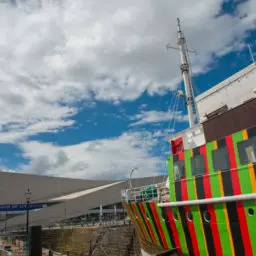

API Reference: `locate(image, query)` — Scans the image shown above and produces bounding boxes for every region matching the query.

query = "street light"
[129,167,138,189]
[25,187,31,256]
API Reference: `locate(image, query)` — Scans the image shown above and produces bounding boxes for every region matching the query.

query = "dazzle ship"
[122,19,256,256]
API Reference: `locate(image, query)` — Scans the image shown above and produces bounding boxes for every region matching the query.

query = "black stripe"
[195,176,205,199]
[146,203,164,248]
[218,137,226,148]
[198,205,216,256]
[247,126,256,138]
[178,207,194,256]
[161,208,176,248]
[226,202,245,255]
[136,204,152,242]
[193,147,200,156]
[175,180,182,201]
[220,171,233,196]
[195,177,216,256]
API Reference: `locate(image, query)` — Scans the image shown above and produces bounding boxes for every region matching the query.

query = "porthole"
[187,212,193,222]
[248,208,254,216]
[203,211,211,223]
[173,212,179,221]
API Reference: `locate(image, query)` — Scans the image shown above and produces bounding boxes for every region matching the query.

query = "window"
[212,147,230,171]
[237,136,256,165]
[191,155,206,176]
[173,160,185,181]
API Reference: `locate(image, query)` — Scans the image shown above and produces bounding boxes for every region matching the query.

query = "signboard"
[0,204,45,212]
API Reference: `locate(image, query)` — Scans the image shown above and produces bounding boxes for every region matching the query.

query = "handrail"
[158,193,256,207]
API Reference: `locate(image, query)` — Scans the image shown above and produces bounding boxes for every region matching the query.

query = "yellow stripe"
[213,140,217,150]
[242,129,248,140]
[218,171,235,256]
[248,163,256,193]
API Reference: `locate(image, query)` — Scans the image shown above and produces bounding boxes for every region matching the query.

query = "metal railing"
[121,181,170,203]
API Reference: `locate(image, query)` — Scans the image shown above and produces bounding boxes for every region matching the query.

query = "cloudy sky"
[0,0,255,180]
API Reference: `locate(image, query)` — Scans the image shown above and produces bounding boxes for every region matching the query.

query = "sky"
[0,0,255,180]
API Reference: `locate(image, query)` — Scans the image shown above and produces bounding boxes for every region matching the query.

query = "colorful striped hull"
[124,200,256,255]
[123,127,256,255]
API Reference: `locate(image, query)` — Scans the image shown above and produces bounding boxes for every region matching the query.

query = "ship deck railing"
[121,181,170,203]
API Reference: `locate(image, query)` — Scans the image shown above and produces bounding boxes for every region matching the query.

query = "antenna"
[167,18,198,128]
[247,43,255,63]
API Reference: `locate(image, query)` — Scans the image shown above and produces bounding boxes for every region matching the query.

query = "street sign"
[0,204,45,212]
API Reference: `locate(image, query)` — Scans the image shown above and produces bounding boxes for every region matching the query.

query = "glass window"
[173,160,185,181]
[237,136,256,165]
[191,155,206,176]
[212,147,230,171]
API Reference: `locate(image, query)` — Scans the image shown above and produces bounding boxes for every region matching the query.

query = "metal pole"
[177,18,195,127]
[5,210,7,233]
[129,167,137,189]
[25,187,31,256]
[26,199,29,238]
[248,44,255,63]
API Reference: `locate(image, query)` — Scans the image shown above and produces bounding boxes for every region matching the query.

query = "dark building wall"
[203,98,256,142]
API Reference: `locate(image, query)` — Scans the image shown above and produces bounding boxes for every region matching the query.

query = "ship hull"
[124,199,256,256]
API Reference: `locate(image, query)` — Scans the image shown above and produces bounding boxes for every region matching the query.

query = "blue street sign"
[0,204,45,212]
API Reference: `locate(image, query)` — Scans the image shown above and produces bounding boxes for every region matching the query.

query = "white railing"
[121,181,170,203]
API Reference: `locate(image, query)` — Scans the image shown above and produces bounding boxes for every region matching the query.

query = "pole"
[129,167,137,189]
[26,198,29,256]
[26,199,29,237]
[25,187,31,256]
[177,18,195,127]
[5,210,7,233]
[248,44,255,63]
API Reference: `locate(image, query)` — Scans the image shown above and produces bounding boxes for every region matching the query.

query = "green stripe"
[143,203,161,246]
[191,205,208,254]
[155,203,172,249]
[206,141,233,255]
[232,131,253,194]
[243,200,256,255]
[232,131,256,254]
[126,204,145,239]
[167,156,176,202]
[133,203,152,242]
[185,150,208,254]
[184,150,196,198]
[172,206,189,253]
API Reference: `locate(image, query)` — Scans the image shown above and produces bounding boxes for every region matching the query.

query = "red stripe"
[149,202,169,249]
[165,206,182,251]
[131,203,150,241]
[179,152,200,255]
[226,135,253,256]
[125,204,145,239]
[184,206,201,256]
[139,203,158,245]
[226,135,241,195]
[200,145,223,255]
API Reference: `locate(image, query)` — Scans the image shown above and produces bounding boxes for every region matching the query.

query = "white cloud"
[0,0,255,143]
[17,131,165,179]
[130,110,188,126]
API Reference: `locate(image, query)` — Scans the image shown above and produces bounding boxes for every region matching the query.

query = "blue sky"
[0,0,255,179]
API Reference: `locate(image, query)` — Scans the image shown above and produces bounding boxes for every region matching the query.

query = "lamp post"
[25,187,31,256]
[129,167,137,189]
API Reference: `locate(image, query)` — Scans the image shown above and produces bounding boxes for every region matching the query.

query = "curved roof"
[0,171,166,230]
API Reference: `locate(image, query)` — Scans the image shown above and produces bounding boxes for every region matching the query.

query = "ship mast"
[176,18,195,127]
